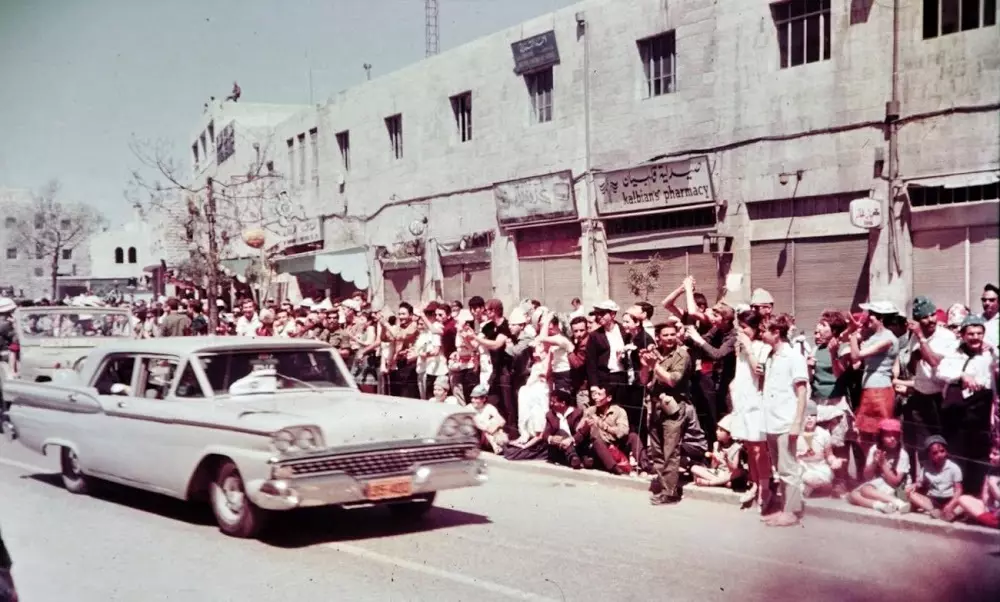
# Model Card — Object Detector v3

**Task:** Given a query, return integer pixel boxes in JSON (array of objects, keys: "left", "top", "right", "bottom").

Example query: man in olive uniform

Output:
[{"left": 0, "top": 526, "right": 17, "bottom": 602}]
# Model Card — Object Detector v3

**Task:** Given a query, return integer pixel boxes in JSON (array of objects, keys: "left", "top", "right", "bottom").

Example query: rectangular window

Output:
[
  {"left": 309, "top": 128, "right": 319, "bottom": 185},
  {"left": 336, "top": 130, "right": 350, "bottom": 171},
  {"left": 60, "top": 219, "right": 71, "bottom": 230},
  {"left": 296, "top": 133, "right": 306, "bottom": 186},
  {"left": 62, "top": 248, "right": 72, "bottom": 260},
  {"left": 385, "top": 114, "right": 403, "bottom": 160},
  {"left": 35, "top": 242, "right": 44, "bottom": 259},
  {"left": 450, "top": 92, "right": 473, "bottom": 142},
  {"left": 192, "top": 143, "right": 200, "bottom": 168},
  {"left": 207, "top": 121, "right": 215, "bottom": 144},
  {"left": 772, "top": 0, "right": 831, "bottom": 69},
  {"left": 286, "top": 138, "right": 295, "bottom": 184},
  {"left": 5, "top": 248, "right": 15, "bottom": 260},
  {"left": 526, "top": 68, "right": 553, "bottom": 124},
  {"left": 33, "top": 267, "right": 43, "bottom": 277},
  {"left": 34, "top": 214, "right": 44, "bottom": 229},
  {"left": 4, "top": 217, "right": 15, "bottom": 228},
  {"left": 638, "top": 31, "right": 677, "bottom": 98},
  {"left": 200, "top": 132, "right": 208, "bottom": 159},
  {"left": 923, "top": 0, "right": 995, "bottom": 38}
]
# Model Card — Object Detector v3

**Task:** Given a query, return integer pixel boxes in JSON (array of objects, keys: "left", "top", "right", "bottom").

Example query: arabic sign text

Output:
[
  {"left": 511, "top": 30, "right": 560, "bottom": 75},
  {"left": 494, "top": 171, "right": 576, "bottom": 227},
  {"left": 596, "top": 156, "right": 715, "bottom": 216}
]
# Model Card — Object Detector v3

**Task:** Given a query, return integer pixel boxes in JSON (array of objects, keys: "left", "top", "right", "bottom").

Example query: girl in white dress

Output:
[{"left": 730, "top": 310, "right": 773, "bottom": 510}]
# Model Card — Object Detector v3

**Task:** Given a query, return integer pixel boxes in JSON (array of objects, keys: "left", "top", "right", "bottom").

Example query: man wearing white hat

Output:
[
  {"left": 750, "top": 288, "right": 774, "bottom": 319},
  {"left": 586, "top": 300, "right": 627, "bottom": 404}
]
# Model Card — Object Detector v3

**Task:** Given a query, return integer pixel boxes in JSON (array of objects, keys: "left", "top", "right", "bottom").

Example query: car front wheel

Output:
[
  {"left": 388, "top": 493, "right": 436, "bottom": 521},
  {"left": 210, "top": 460, "right": 268, "bottom": 538},
  {"left": 60, "top": 447, "right": 91, "bottom": 494}
]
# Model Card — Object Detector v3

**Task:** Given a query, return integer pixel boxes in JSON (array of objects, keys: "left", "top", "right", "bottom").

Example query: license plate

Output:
[{"left": 364, "top": 476, "right": 413, "bottom": 501}]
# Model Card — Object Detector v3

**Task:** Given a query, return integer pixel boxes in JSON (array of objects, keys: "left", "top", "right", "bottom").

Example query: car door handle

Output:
[
  {"left": 117, "top": 401, "right": 128, "bottom": 409},
  {"left": 68, "top": 394, "right": 79, "bottom": 403}
]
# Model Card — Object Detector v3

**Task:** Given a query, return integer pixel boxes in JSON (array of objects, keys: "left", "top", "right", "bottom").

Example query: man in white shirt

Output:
[
  {"left": 904, "top": 296, "right": 958, "bottom": 460},
  {"left": 937, "top": 314, "right": 998, "bottom": 493},
  {"left": 235, "top": 299, "right": 261, "bottom": 337},
  {"left": 760, "top": 313, "right": 809, "bottom": 527},
  {"left": 979, "top": 284, "right": 999, "bottom": 350}
]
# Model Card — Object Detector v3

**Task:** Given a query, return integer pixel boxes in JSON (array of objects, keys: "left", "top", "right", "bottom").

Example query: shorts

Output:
[
  {"left": 801, "top": 463, "right": 834, "bottom": 487},
  {"left": 974, "top": 511, "right": 999, "bottom": 529},
  {"left": 928, "top": 496, "right": 950, "bottom": 510},
  {"left": 859, "top": 478, "right": 896, "bottom": 497}
]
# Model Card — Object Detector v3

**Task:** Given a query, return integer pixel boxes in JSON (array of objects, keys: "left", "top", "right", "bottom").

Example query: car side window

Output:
[
  {"left": 94, "top": 356, "right": 136, "bottom": 395},
  {"left": 137, "top": 358, "right": 178, "bottom": 400},
  {"left": 174, "top": 363, "right": 205, "bottom": 399}
]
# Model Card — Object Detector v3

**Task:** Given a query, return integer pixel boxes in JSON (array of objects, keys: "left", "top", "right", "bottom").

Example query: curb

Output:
[{"left": 483, "top": 455, "right": 999, "bottom": 545}]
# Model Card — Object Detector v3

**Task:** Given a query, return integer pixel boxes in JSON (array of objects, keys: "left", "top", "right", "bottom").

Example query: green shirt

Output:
[
  {"left": 811, "top": 343, "right": 850, "bottom": 401},
  {"left": 0, "top": 527, "right": 11, "bottom": 569}
]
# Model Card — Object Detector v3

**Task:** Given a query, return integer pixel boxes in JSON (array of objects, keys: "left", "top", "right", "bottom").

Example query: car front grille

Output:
[{"left": 282, "top": 445, "right": 470, "bottom": 479}]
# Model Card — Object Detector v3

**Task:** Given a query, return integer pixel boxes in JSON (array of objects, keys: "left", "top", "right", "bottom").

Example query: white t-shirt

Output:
[
  {"left": 606, "top": 325, "right": 625, "bottom": 373},
  {"left": 911, "top": 326, "right": 958, "bottom": 395},
  {"left": 919, "top": 459, "right": 963, "bottom": 498},
  {"left": 984, "top": 313, "right": 999, "bottom": 350},
  {"left": 864, "top": 445, "right": 911, "bottom": 490},
  {"left": 938, "top": 345, "right": 998, "bottom": 400},
  {"left": 797, "top": 426, "right": 832, "bottom": 466},
  {"left": 761, "top": 344, "right": 809, "bottom": 434},
  {"left": 549, "top": 344, "right": 571, "bottom": 373},
  {"left": 236, "top": 314, "right": 261, "bottom": 337}
]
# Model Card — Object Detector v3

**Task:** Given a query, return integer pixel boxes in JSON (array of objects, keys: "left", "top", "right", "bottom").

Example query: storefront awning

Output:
[
  {"left": 906, "top": 170, "right": 999, "bottom": 189},
  {"left": 274, "top": 247, "right": 369, "bottom": 289}
]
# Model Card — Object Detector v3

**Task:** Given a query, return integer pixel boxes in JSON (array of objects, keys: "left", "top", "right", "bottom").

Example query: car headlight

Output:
[
  {"left": 271, "top": 426, "right": 324, "bottom": 454},
  {"left": 438, "top": 415, "right": 478, "bottom": 439}
]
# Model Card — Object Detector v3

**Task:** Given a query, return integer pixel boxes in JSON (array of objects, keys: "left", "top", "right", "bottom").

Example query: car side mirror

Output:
[{"left": 110, "top": 383, "right": 131, "bottom": 396}]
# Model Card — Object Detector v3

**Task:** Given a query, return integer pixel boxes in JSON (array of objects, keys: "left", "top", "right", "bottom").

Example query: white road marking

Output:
[
  {"left": 0, "top": 456, "right": 50, "bottom": 473},
  {"left": 325, "top": 542, "right": 560, "bottom": 602}
]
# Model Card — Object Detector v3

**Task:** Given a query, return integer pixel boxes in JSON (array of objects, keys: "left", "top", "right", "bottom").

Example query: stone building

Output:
[
  {"left": 181, "top": 0, "right": 1000, "bottom": 321},
  {"left": 0, "top": 188, "right": 94, "bottom": 300}
]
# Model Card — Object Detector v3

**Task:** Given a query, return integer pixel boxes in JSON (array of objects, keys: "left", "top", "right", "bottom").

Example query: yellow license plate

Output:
[{"left": 364, "top": 476, "right": 413, "bottom": 501}]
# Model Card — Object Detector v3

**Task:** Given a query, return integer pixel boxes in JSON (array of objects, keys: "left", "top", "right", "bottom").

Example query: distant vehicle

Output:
[
  {"left": 3, "top": 337, "right": 486, "bottom": 538},
  {"left": 10, "top": 306, "right": 133, "bottom": 382}
]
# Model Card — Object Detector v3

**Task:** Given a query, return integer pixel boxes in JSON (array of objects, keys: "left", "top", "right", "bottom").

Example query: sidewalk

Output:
[{"left": 483, "top": 454, "right": 999, "bottom": 545}]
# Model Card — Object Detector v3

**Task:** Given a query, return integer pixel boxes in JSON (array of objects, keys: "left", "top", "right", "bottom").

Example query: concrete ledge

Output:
[{"left": 483, "top": 455, "right": 999, "bottom": 545}]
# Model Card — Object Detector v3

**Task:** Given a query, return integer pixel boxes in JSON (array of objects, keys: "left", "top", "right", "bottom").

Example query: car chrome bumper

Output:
[{"left": 246, "top": 459, "right": 489, "bottom": 511}]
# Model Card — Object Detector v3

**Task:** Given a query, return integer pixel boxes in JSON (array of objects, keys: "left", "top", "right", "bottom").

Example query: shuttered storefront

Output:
[
  {"left": 912, "top": 225, "right": 1000, "bottom": 308},
  {"left": 608, "top": 248, "right": 718, "bottom": 322},
  {"left": 518, "top": 257, "right": 582, "bottom": 313},
  {"left": 382, "top": 267, "right": 421, "bottom": 311},
  {"left": 751, "top": 235, "right": 869, "bottom": 330},
  {"left": 441, "top": 262, "right": 492, "bottom": 304}
]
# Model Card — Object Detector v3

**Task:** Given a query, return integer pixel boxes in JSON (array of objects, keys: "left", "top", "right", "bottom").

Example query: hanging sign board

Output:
[
  {"left": 849, "top": 197, "right": 883, "bottom": 229},
  {"left": 511, "top": 30, "right": 560, "bottom": 74}
]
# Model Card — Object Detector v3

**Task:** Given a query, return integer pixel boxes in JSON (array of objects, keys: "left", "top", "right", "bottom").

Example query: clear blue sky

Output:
[{"left": 0, "top": 0, "right": 576, "bottom": 221}]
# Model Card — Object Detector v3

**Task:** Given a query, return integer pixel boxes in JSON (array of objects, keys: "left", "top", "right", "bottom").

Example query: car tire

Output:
[
  {"left": 210, "top": 460, "right": 268, "bottom": 538},
  {"left": 60, "top": 447, "right": 91, "bottom": 495},
  {"left": 388, "top": 493, "right": 436, "bottom": 521}
]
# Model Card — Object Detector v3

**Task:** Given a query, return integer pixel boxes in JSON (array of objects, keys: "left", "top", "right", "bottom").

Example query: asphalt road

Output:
[{"left": 1, "top": 440, "right": 998, "bottom": 602}]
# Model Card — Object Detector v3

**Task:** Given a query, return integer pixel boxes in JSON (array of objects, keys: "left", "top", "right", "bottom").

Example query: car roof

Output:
[{"left": 95, "top": 336, "right": 331, "bottom": 357}]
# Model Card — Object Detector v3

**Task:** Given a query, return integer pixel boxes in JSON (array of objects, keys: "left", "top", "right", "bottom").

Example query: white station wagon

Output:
[{"left": 2, "top": 337, "right": 486, "bottom": 538}]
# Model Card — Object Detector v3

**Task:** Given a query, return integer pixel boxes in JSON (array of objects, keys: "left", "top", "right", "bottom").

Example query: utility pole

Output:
[
  {"left": 425, "top": 0, "right": 439, "bottom": 57},
  {"left": 205, "top": 176, "right": 220, "bottom": 332}
]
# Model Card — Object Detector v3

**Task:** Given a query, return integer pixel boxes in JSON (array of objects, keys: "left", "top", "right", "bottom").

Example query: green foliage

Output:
[{"left": 625, "top": 254, "right": 661, "bottom": 301}]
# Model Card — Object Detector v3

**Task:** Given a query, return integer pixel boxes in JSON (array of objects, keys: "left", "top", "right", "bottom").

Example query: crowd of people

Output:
[{"left": 1, "top": 281, "right": 998, "bottom": 531}]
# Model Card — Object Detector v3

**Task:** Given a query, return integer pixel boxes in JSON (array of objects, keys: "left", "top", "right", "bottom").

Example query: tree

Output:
[
  {"left": 625, "top": 254, "right": 662, "bottom": 301},
  {"left": 128, "top": 136, "right": 293, "bottom": 331},
  {"left": 11, "top": 180, "right": 104, "bottom": 300}
]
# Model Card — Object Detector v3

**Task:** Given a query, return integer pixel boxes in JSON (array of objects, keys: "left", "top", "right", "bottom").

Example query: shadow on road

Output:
[
  {"left": 23, "top": 471, "right": 491, "bottom": 547},
  {"left": 261, "top": 504, "right": 492, "bottom": 549}
]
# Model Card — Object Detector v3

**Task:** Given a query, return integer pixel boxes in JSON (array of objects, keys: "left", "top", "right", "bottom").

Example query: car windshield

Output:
[
  {"left": 196, "top": 348, "right": 352, "bottom": 394},
  {"left": 17, "top": 310, "right": 132, "bottom": 338}
]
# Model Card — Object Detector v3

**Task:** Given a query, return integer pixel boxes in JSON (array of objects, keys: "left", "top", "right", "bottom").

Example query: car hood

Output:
[{"left": 227, "top": 390, "right": 472, "bottom": 447}]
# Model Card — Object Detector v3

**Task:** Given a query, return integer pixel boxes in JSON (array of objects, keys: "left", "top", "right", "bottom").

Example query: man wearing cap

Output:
[
  {"left": 586, "top": 300, "right": 628, "bottom": 405},
  {"left": 937, "top": 314, "right": 999, "bottom": 493},
  {"left": 750, "top": 288, "right": 774, "bottom": 319},
  {"left": 904, "top": 296, "right": 958, "bottom": 463}
]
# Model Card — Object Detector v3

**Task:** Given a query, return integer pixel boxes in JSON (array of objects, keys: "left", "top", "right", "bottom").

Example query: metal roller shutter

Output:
[
  {"left": 464, "top": 263, "right": 493, "bottom": 301},
  {"left": 751, "top": 241, "right": 794, "bottom": 314},
  {"left": 969, "top": 225, "right": 1000, "bottom": 306},
  {"left": 383, "top": 268, "right": 421, "bottom": 310},
  {"left": 441, "top": 265, "right": 464, "bottom": 304},
  {"left": 686, "top": 251, "right": 720, "bottom": 304},
  {"left": 913, "top": 229, "right": 966, "bottom": 309},
  {"left": 519, "top": 259, "right": 545, "bottom": 304},
  {"left": 608, "top": 249, "right": 687, "bottom": 322},
  {"left": 793, "top": 236, "right": 869, "bottom": 332},
  {"left": 541, "top": 257, "right": 582, "bottom": 313}
]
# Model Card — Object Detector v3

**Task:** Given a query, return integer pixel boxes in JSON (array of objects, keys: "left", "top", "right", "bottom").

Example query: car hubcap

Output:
[{"left": 215, "top": 475, "right": 245, "bottom": 523}]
